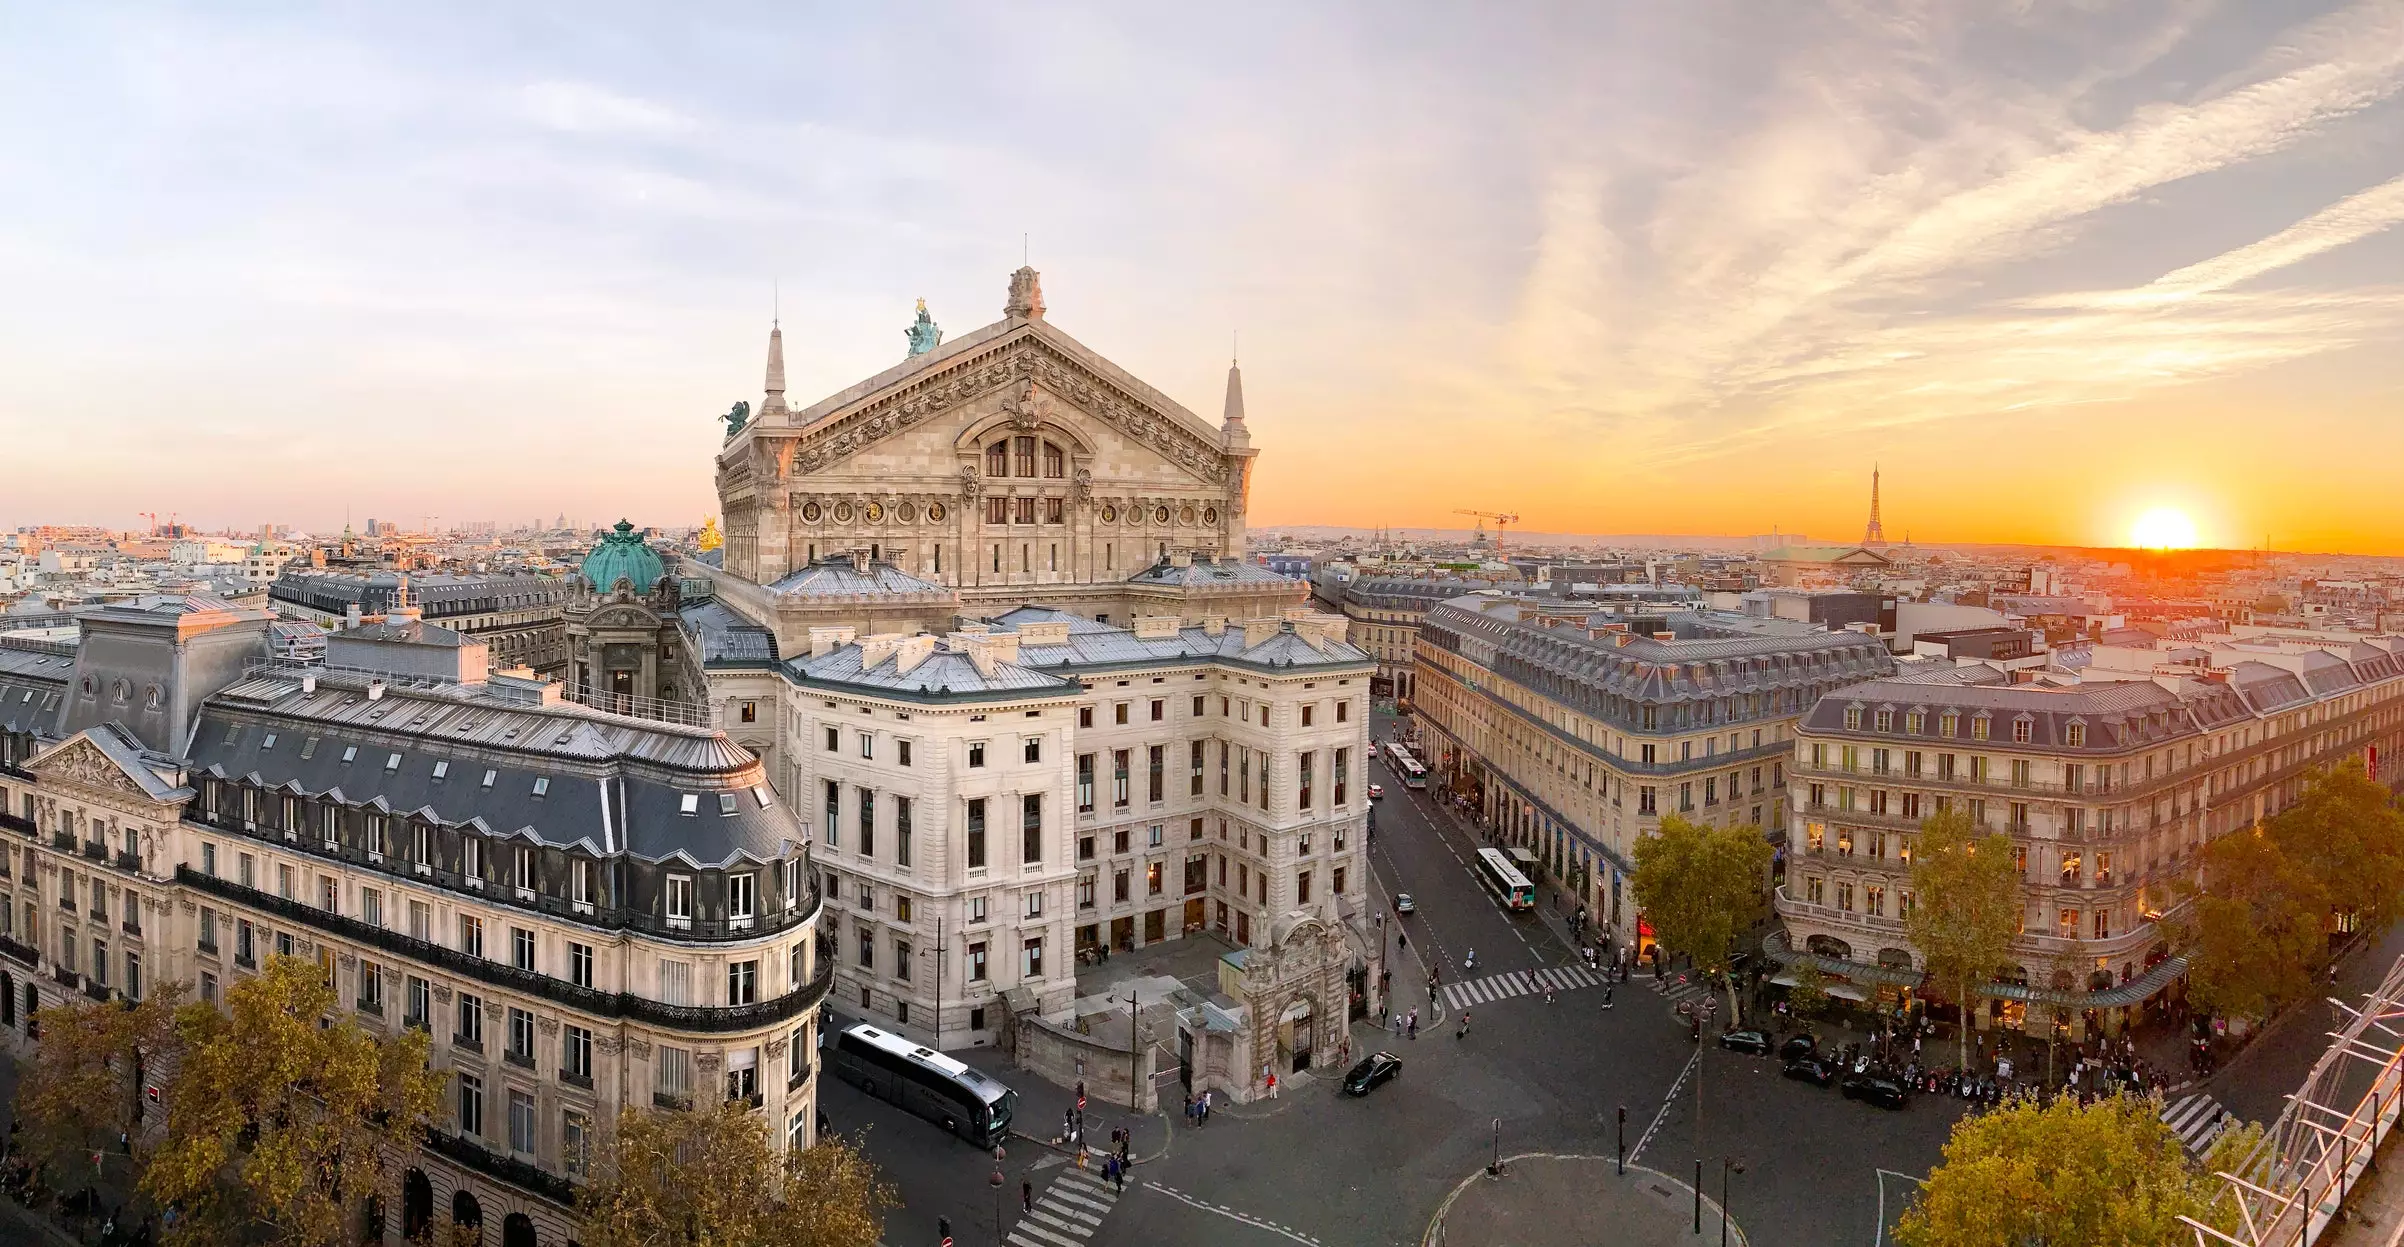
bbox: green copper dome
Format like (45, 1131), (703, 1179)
(582, 519), (666, 593)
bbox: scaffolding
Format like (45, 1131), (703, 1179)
(2186, 953), (2404, 1245)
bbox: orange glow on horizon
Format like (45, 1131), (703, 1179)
(2129, 508), (2200, 551)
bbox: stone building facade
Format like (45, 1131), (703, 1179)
(1777, 636), (2404, 1037)
(1411, 595), (1893, 949)
(0, 595), (827, 1247)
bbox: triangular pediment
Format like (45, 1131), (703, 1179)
(727, 318), (1234, 488)
(27, 731), (181, 805)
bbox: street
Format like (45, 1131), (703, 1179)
(836, 711), (1967, 1247)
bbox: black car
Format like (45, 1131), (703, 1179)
(1783, 1055), (1839, 1087)
(1717, 1028), (1772, 1056)
(1778, 1033), (1819, 1062)
(1841, 1071), (1911, 1109)
(1343, 1051), (1403, 1096)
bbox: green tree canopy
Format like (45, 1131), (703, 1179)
(142, 956), (446, 1247)
(1896, 1093), (2227, 1247)
(1904, 807), (2022, 1067)
(1632, 814), (1772, 1020)
(575, 1102), (895, 1247)
(2171, 826), (2329, 1024)
(12, 982), (185, 1192)
(2263, 758), (2404, 938)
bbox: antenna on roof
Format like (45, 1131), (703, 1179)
(1023, 232), (1029, 265)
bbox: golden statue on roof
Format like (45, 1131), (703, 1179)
(697, 516), (723, 553)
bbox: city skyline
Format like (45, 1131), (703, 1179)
(4, 3), (2403, 552)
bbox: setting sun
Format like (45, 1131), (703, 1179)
(2130, 507), (2200, 550)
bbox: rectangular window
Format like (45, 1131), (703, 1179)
(1334, 747), (1349, 804)
(564, 1025), (593, 1080)
(1148, 745), (1164, 803)
(458, 914), (484, 959)
(729, 873), (757, 928)
(859, 731), (874, 759)
(572, 860), (593, 912)
(1190, 741), (1205, 796)
(1299, 870), (1313, 904)
(512, 926), (535, 971)
(969, 742), (986, 768)
(508, 1007), (535, 1060)
(857, 787), (875, 856)
(896, 797), (913, 868)
(1022, 794), (1044, 864)
(1023, 937), (1044, 978)
(968, 941), (989, 981)
(967, 798), (987, 869)
(1113, 750), (1130, 808)
(569, 941), (594, 990)
(458, 1073), (484, 1138)
(1299, 751), (1314, 811)
(563, 1111), (591, 1178)
(1077, 754), (1095, 814)
(728, 959), (758, 1006)
(456, 993), (484, 1047)
(1024, 736), (1042, 764)
(666, 875), (694, 927)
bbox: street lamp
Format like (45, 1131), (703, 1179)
(1721, 1157), (1745, 1247)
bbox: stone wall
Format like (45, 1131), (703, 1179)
(1004, 1001), (1158, 1113)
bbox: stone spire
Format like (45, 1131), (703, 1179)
(1005, 266), (1046, 321)
(1220, 358), (1251, 450)
(1863, 464), (1887, 548)
(762, 321), (788, 415)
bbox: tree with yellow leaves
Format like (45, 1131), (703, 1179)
(1895, 1092), (2230, 1246)
(575, 1101), (896, 1247)
(11, 982), (185, 1196)
(140, 956), (446, 1247)
(1904, 807), (2022, 1069)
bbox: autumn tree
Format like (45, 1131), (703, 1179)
(2170, 827), (2329, 1024)
(2264, 758), (2404, 939)
(575, 1101), (896, 1247)
(11, 982), (186, 1193)
(1786, 957), (1829, 1021)
(1895, 1092), (2228, 1247)
(1631, 814), (1773, 1020)
(1904, 807), (2022, 1068)
(142, 956), (446, 1247)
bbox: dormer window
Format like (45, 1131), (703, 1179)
(1843, 706), (1863, 731)
(482, 770), (497, 789)
(432, 761), (449, 780)
(2064, 721), (2086, 747)
(384, 753), (402, 772)
(341, 746), (358, 764)
(532, 777), (549, 798)
(666, 875), (693, 930)
(2012, 717), (2033, 744)
(729, 873), (756, 931)
(679, 794), (699, 817)
(262, 733), (278, 750)
(719, 794), (739, 816)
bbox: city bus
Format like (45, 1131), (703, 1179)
(824, 1023), (1017, 1146)
(1473, 846), (1537, 912)
(1386, 743), (1430, 790)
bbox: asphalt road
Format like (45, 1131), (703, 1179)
(835, 712), (1966, 1247)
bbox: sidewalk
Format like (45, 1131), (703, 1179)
(1428, 1156), (1747, 1247)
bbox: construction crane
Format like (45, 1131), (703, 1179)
(139, 512), (158, 536)
(1454, 509), (1520, 556)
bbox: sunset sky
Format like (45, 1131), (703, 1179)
(3, 3), (2401, 552)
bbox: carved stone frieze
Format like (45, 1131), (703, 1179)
(433, 983), (454, 1004)
(596, 1035), (626, 1056)
(765, 1037), (790, 1060)
(537, 1017), (560, 1038)
(627, 1036), (652, 1060)
(695, 1051), (723, 1076)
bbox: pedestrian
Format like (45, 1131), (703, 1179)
(1064, 1109), (1075, 1142)
(1184, 1092), (1194, 1123)
(1114, 1157), (1127, 1194)
(1267, 1071), (1278, 1098)
(1408, 1009), (1419, 1040)
(1457, 1010), (1471, 1039)
(1023, 1180), (1035, 1213)
(1604, 983), (1614, 1009)
(1545, 987), (1554, 1004)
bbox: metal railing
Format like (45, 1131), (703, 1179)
(2187, 953), (2404, 1246)
(421, 1128), (574, 1206)
(178, 866), (834, 1033)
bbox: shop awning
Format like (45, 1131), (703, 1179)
(1762, 931), (2188, 1010)
(1825, 984), (1871, 1002)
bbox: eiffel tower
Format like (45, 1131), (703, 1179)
(1862, 466), (1887, 548)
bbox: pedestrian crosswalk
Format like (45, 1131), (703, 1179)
(1009, 1165), (1121, 1247)
(1438, 963), (1608, 1011)
(2161, 1093), (2234, 1158)
(1655, 974), (1710, 1007)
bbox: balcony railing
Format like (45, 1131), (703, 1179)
(178, 866), (836, 1034)
(82, 980), (112, 1003)
(453, 1034), (484, 1055)
(121, 917), (141, 937)
(114, 850), (141, 873)
(52, 966), (81, 990)
(652, 1092), (693, 1111)
(51, 832), (74, 851)
(357, 996), (384, 1016)
(558, 1069), (593, 1091)
(0, 935), (36, 966)
(421, 1128), (574, 1205)
(502, 1048), (535, 1071)
(81, 841), (107, 862)
(0, 811), (35, 837)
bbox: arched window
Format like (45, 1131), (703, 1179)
(985, 442), (1008, 476)
(1043, 442), (1065, 478)
(1014, 436), (1037, 477)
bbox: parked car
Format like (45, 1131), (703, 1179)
(1343, 1052), (1403, 1096)
(1783, 1055), (1840, 1087)
(1717, 1028), (1772, 1056)
(1842, 1071), (1911, 1109)
(1393, 893), (1415, 914)
(1778, 1033), (1819, 1062)
(1369, 783), (1386, 800)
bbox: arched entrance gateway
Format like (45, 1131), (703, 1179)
(1232, 914), (1351, 1096)
(503, 1212), (536, 1247)
(401, 1170), (432, 1241)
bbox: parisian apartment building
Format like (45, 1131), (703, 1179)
(1409, 594), (1894, 943)
(1777, 630), (2404, 1038)
(0, 594), (825, 1247)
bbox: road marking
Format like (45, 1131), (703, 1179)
(1628, 1047), (1701, 1166)
(1143, 1181), (1322, 1245)
(1004, 1167), (1121, 1247)
(2161, 1093), (2234, 1157)
(1438, 965), (1604, 1011)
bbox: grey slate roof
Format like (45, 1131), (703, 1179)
(789, 646), (1072, 699)
(766, 558), (954, 600)
(0, 644), (71, 734)
(40, 723), (194, 802)
(339, 619), (475, 648)
(1421, 597), (1891, 707)
(1797, 673), (2247, 752)
(1125, 558), (1298, 588)
(187, 669), (801, 867)
(678, 600), (780, 667)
